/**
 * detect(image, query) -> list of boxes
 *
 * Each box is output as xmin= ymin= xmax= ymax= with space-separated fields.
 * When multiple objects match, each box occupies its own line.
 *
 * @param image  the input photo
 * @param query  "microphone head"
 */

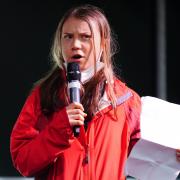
xmin=67 ymin=62 xmax=81 ymax=82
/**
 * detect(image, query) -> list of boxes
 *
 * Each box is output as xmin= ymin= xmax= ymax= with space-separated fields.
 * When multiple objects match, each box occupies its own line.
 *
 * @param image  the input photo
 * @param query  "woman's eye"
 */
xmin=63 ymin=34 xmax=72 ymax=39
xmin=82 ymin=35 xmax=91 ymax=40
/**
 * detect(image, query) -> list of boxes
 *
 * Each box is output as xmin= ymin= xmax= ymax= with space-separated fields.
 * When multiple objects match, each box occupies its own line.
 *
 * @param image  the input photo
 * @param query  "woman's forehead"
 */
xmin=62 ymin=17 xmax=89 ymax=32
xmin=62 ymin=17 xmax=100 ymax=34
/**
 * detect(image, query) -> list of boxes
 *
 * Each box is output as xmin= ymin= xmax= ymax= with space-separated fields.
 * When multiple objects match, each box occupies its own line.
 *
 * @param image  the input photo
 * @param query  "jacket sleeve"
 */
xmin=10 ymin=87 xmax=74 ymax=177
xmin=126 ymin=89 xmax=141 ymax=155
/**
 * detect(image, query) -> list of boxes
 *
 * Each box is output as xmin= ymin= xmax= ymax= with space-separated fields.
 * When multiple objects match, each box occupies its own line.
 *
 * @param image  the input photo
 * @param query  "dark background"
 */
xmin=0 ymin=0 xmax=179 ymax=176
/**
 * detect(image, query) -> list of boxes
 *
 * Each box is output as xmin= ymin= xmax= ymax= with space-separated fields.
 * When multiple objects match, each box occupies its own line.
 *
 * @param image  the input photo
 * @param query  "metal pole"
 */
xmin=156 ymin=0 xmax=167 ymax=100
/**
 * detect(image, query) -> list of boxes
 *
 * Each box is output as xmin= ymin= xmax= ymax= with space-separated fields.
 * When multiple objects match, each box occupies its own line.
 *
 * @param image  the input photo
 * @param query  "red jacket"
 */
xmin=10 ymin=79 xmax=141 ymax=180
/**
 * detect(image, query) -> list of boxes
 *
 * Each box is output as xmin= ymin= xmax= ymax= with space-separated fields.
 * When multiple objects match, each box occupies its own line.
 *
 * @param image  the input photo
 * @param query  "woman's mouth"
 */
xmin=70 ymin=54 xmax=83 ymax=62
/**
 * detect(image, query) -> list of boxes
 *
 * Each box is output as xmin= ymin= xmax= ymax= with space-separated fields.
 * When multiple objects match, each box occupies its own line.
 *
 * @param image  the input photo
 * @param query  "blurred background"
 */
xmin=0 ymin=0 xmax=179 ymax=178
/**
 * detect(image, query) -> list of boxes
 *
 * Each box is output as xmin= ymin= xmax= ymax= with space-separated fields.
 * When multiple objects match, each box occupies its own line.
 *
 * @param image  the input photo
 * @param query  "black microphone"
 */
xmin=67 ymin=62 xmax=81 ymax=137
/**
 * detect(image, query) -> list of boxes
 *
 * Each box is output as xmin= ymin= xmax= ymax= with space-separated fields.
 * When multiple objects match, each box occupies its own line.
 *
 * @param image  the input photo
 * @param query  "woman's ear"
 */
xmin=97 ymin=49 xmax=103 ymax=62
xmin=100 ymin=41 xmax=104 ymax=56
xmin=101 ymin=39 xmax=105 ymax=50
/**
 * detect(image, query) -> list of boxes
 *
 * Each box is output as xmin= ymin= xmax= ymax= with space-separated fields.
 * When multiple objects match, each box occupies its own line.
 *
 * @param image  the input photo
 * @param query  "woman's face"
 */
xmin=61 ymin=17 xmax=102 ymax=71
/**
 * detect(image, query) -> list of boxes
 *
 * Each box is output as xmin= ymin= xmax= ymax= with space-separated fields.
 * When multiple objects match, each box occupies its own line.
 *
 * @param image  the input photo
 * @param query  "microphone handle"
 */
xmin=69 ymin=86 xmax=81 ymax=137
xmin=69 ymin=87 xmax=80 ymax=103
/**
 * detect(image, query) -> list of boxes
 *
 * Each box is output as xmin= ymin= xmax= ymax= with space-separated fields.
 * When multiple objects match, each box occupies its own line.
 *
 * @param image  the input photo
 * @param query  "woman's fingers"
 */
xmin=66 ymin=102 xmax=84 ymax=111
xmin=69 ymin=113 xmax=85 ymax=121
xmin=67 ymin=109 xmax=87 ymax=117
xmin=66 ymin=102 xmax=87 ymax=127
xmin=70 ymin=119 xmax=84 ymax=126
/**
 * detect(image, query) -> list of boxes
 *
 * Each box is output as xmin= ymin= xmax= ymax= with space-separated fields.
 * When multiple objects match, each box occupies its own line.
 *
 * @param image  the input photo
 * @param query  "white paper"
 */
xmin=141 ymin=96 xmax=180 ymax=149
xmin=126 ymin=96 xmax=180 ymax=180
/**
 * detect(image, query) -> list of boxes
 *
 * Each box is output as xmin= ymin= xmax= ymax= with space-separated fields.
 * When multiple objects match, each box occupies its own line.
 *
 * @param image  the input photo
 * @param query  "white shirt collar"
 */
xmin=63 ymin=62 xmax=104 ymax=84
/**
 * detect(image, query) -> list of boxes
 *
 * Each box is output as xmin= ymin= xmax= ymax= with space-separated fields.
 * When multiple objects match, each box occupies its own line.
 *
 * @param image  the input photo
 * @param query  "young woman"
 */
xmin=10 ymin=4 xmax=141 ymax=180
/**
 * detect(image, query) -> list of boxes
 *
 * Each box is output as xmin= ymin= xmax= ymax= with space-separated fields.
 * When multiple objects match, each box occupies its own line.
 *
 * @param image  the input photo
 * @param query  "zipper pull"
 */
xmin=83 ymin=152 xmax=89 ymax=164
xmin=83 ymin=144 xmax=89 ymax=164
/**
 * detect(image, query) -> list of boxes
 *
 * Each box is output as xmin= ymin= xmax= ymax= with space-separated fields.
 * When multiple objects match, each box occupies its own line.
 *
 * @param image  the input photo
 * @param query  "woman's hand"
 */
xmin=176 ymin=149 xmax=180 ymax=162
xmin=66 ymin=102 xmax=87 ymax=127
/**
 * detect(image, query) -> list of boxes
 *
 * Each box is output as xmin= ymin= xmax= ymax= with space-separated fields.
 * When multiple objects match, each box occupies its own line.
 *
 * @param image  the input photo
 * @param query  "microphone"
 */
xmin=67 ymin=62 xmax=81 ymax=136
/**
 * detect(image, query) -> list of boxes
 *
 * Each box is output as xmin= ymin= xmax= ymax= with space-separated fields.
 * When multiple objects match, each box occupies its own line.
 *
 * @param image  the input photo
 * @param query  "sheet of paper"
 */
xmin=126 ymin=96 xmax=180 ymax=180
xmin=126 ymin=139 xmax=180 ymax=180
xmin=141 ymin=96 xmax=180 ymax=149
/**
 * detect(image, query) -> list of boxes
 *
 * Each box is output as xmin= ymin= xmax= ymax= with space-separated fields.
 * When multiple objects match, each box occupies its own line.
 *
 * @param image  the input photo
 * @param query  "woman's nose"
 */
xmin=72 ymin=38 xmax=81 ymax=50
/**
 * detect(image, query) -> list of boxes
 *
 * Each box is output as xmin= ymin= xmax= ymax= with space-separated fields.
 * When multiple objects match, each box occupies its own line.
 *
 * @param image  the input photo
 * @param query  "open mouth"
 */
xmin=72 ymin=54 xmax=83 ymax=59
xmin=70 ymin=54 xmax=83 ymax=62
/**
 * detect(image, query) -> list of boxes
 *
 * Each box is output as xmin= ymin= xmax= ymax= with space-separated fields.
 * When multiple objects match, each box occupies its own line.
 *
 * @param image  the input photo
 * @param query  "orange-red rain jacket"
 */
xmin=10 ymin=78 xmax=141 ymax=180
